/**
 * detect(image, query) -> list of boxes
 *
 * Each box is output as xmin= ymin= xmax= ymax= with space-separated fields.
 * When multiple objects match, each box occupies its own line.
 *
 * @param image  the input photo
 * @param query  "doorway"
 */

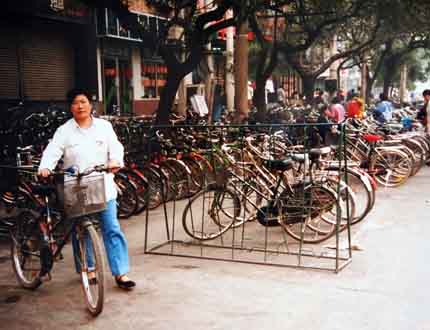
xmin=103 ymin=56 xmax=132 ymax=115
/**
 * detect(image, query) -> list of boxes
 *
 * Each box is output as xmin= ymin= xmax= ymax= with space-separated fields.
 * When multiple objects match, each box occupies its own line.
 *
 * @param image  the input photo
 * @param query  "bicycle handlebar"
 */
xmin=45 ymin=164 xmax=119 ymax=178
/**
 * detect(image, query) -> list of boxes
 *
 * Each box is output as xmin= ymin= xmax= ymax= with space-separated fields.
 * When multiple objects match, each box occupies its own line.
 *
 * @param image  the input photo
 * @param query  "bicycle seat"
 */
xmin=363 ymin=134 xmax=382 ymax=143
xmin=32 ymin=185 xmax=56 ymax=196
xmin=265 ymin=159 xmax=294 ymax=171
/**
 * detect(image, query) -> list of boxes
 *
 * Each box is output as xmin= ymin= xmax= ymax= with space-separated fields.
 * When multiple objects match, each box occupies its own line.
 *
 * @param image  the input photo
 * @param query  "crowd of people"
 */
xmin=209 ymin=79 xmax=430 ymax=139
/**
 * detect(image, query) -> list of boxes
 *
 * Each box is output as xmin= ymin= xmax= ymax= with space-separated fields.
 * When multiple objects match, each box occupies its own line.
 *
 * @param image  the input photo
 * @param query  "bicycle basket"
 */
xmin=56 ymin=173 xmax=107 ymax=219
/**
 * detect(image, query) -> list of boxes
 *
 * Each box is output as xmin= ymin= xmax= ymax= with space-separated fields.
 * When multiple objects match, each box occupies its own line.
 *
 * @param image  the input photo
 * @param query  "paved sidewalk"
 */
xmin=0 ymin=168 xmax=430 ymax=330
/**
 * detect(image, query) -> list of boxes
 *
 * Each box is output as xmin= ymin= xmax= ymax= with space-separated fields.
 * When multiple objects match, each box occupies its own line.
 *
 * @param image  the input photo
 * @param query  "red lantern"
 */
xmin=104 ymin=68 xmax=116 ymax=77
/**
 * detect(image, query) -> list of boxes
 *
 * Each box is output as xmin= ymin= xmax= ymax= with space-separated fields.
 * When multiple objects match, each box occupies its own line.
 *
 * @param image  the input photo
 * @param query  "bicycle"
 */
xmin=8 ymin=164 xmax=111 ymax=316
xmin=182 ymin=147 xmax=343 ymax=244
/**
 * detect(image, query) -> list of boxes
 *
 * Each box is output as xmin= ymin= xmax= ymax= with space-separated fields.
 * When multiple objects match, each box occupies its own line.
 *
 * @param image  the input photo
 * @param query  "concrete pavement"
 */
xmin=0 ymin=167 xmax=430 ymax=330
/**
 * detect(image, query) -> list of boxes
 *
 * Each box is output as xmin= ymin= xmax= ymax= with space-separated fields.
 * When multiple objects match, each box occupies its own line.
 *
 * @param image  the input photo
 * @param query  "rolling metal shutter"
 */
xmin=21 ymin=29 xmax=75 ymax=101
xmin=0 ymin=27 xmax=20 ymax=99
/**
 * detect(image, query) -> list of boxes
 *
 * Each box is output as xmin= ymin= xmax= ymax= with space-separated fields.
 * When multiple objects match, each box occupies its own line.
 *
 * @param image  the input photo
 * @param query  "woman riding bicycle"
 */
xmin=38 ymin=88 xmax=136 ymax=290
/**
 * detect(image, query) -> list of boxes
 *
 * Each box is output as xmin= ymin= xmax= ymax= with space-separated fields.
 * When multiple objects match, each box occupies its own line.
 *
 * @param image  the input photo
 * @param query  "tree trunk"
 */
xmin=365 ymin=68 xmax=373 ymax=103
xmin=254 ymin=77 xmax=267 ymax=122
xmin=155 ymin=74 xmax=183 ymax=125
xmin=383 ymin=72 xmax=395 ymax=97
xmin=360 ymin=63 xmax=367 ymax=104
xmin=253 ymin=45 xmax=270 ymax=122
xmin=234 ymin=20 xmax=249 ymax=123
xmin=302 ymin=75 xmax=316 ymax=104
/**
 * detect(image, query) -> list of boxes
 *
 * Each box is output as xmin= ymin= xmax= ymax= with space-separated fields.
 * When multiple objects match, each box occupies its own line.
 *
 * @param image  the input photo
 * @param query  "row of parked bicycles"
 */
xmin=0 ymin=101 xmax=428 ymax=316
xmin=1 ymin=104 xmax=428 ymax=238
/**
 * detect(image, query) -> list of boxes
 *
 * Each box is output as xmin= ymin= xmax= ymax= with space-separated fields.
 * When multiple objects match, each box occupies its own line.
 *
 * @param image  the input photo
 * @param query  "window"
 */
xmin=141 ymin=63 xmax=167 ymax=99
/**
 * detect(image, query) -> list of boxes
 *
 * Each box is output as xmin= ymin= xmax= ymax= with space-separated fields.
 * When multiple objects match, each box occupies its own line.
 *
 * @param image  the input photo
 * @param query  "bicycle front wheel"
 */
xmin=372 ymin=149 xmax=412 ymax=187
xmin=75 ymin=222 xmax=105 ymax=316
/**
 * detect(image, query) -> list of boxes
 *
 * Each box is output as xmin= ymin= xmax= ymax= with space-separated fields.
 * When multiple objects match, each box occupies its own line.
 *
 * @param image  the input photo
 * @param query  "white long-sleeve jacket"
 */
xmin=39 ymin=117 xmax=124 ymax=201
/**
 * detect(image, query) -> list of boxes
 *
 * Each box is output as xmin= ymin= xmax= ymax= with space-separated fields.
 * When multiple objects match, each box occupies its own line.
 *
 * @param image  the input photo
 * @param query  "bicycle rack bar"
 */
xmin=143 ymin=123 xmax=353 ymax=273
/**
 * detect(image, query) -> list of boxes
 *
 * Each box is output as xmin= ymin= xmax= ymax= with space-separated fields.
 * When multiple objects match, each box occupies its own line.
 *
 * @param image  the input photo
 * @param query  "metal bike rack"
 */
xmin=143 ymin=123 xmax=353 ymax=273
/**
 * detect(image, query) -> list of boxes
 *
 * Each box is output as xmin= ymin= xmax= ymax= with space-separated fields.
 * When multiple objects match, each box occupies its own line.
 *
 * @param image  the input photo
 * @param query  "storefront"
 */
xmin=0 ymin=1 xmax=95 ymax=107
xmin=96 ymin=8 xmax=168 ymax=116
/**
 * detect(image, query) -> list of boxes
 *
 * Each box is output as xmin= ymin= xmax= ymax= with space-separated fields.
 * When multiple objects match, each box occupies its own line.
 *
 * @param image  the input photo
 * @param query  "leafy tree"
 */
xmin=357 ymin=0 xmax=430 ymax=99
xmin=82 ymin=0 xmax=239 ymax=124
xmin=247 ymin=0 xmax=378 ymax=115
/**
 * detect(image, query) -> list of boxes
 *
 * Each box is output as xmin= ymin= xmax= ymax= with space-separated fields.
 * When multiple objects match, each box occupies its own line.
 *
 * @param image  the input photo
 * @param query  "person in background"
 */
xmin=346 ymin=89 xmax=355 ymax=101
xmin=265 ymin=77 xmax=274 ymax=104
xmin=313 ymin=89 xmax=324 ymax=106
xmin=247 ymin=81 xmax=254 ymax=108
xmin=38 ymin=88 xmax=136 ymax=290
xmin=417 ymin=89 xmax=430 ymax=134
xmin=316 ymin=103 xmax=330 ymax=145
xmin=212 ymin=84 xmax=226 ymax=122
xmin=325 ymin=97 xmax=345 ymax=123
xmin=291 ymin=91 xmax=302 ymax=106
xmin=277 ymin=85 xmax=287 ymax=106
xmin=346 ymin=93 xmax=365 ymax=119
xmin=336 ymin=89 xmax=346 ymax=104
xmin=374 ymin=93 xmax=393 ymax=124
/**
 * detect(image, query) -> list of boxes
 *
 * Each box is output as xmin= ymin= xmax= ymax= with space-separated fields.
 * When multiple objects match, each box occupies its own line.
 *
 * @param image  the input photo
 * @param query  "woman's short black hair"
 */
xmin=422 ymin=89 xmax=430 ymax=97
xmin=66 ymin=88 xmax=92 ymax=104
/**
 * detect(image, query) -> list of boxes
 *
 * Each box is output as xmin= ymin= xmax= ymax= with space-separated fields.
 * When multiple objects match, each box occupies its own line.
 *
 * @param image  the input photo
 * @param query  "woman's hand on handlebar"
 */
xmin=38 ymin=168 xmax=51 ymax=178
xmin=107 ymin=160 xmax=121 ymax=173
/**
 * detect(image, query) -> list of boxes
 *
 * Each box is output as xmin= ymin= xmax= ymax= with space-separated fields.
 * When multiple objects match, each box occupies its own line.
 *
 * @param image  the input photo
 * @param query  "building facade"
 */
xmin=1 ymin=0 xmax=96 ymax=111
xmin=0 ymin=0 xmax=168 ymax=116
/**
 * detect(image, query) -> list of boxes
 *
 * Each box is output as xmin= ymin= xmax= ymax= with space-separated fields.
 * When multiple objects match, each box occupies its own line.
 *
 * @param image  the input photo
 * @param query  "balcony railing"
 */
xmin=96 ymin=8 xmax=167 ymax=42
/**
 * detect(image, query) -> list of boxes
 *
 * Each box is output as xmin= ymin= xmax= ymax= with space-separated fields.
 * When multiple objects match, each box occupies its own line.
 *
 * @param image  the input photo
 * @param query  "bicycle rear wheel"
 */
xmin=75 ymin=222 xmax=105 ymax=316
xmin=114 ymin=173 xmax=139 ymax=219
xmin=279 ymin=185 xmax=339 ymax=244
xmin=10 ymin=211 xmax=42 ymax=290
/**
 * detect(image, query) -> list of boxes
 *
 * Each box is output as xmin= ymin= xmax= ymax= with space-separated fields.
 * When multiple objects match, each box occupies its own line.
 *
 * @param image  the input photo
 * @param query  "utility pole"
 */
xmin=225 ymin=9 xmax=235 ymax=113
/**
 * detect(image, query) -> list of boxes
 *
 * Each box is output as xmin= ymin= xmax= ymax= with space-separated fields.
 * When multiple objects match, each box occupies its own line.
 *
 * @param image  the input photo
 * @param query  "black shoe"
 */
xmin=88 ymin=277 xmax=98 ymax=285
xmin=115 ymin=276 xmax=136 ymax=290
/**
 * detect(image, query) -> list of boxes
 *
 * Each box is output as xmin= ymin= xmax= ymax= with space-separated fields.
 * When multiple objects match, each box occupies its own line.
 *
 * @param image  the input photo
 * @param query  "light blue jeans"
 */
xmin=72 ymin=199 xmax=130 ymax=276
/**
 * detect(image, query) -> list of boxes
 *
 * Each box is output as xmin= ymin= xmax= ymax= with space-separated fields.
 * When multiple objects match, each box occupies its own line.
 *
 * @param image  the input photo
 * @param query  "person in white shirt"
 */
xmin=247 ymin=81 xmax=254 ymax=108
xmin=265 ymin=77 xmax=274 ymax=104
xmin=277 ymin=86 xmax=286 ymax=106
xmin=39 ymin=88 xmax=135 ymax=290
